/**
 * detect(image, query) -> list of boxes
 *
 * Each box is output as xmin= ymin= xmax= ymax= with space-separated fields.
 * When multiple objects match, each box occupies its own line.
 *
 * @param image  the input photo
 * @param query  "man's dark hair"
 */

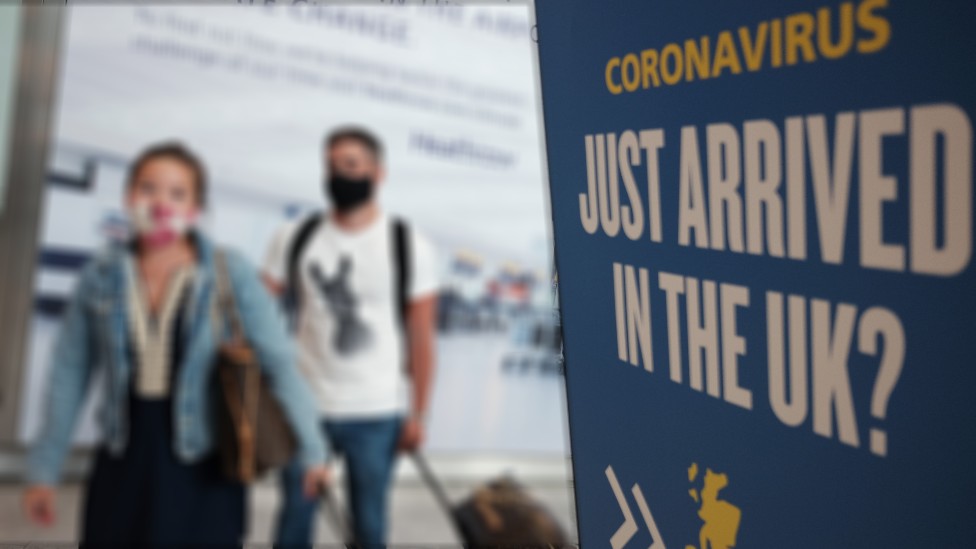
xmin=126 ymin=141 xmax=209 ymax=209
xmin=325 ymin=126 xmax=384 ymax=163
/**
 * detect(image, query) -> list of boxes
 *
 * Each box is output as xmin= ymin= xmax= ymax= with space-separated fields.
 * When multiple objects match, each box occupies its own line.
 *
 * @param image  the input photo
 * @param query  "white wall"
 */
xmin=0 ymin=4 xmax=22 ymax=213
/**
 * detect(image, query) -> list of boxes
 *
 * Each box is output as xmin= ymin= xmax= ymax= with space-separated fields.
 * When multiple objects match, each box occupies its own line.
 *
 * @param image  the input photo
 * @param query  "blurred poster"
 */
xmin=21 ymin=3 xmax=567 ymax=454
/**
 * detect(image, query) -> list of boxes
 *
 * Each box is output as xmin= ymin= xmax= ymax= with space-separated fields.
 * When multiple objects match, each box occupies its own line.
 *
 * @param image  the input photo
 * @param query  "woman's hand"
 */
xmin=22 ymin=485 xmax=56 ymax=527
xmin=302 ymin=464 xmax=333 ymax=499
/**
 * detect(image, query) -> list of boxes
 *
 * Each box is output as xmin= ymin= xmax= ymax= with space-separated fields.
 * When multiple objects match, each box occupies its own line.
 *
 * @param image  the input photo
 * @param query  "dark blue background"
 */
xmin=535 ymin=0 xmax=976 ymax=546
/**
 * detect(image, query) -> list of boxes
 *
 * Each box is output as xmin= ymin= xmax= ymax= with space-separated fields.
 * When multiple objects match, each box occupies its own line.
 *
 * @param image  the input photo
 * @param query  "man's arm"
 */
xmin=400 ymin=293 xmax=437 ymax=451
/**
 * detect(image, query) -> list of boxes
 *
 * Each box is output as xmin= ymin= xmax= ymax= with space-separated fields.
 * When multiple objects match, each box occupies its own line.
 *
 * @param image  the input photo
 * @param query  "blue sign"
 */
xmin=535 ymin=0 xmax=976 ymax=547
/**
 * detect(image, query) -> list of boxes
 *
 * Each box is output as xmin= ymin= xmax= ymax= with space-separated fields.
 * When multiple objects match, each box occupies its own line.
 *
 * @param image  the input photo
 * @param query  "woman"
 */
xmin=21 ymin=142 xmax=331 ymax=547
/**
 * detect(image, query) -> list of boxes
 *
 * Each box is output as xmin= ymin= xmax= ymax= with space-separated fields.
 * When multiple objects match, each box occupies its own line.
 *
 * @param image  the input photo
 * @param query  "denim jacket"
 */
xmin=27 ymin=232 xmax=327 ymax=485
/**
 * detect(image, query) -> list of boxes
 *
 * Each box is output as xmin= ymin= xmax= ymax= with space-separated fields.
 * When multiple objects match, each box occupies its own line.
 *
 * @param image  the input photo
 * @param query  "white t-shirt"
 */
xmin=262 ymin=213 xmax=438 ymax=418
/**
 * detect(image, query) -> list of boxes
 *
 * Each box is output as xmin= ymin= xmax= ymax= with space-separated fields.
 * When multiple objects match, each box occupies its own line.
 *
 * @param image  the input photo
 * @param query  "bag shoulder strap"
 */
xmin=285 ymin=212 xmax=325 ymax=322
xmin=213 ymin=250 xmax=245 ymax=341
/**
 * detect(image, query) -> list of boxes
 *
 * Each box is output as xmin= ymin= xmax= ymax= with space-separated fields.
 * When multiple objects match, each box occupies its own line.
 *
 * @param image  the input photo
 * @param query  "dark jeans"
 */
xmin=274 ymin=416 xmax=402 ymax=549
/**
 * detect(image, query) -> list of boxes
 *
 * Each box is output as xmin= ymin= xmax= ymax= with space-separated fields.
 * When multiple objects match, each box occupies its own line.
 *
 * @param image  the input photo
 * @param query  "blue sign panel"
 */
xmin=534 ymin=1 xmax=976 ymax=546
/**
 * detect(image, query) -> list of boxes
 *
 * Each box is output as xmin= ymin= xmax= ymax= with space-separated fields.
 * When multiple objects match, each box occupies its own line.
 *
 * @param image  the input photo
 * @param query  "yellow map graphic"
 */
xmin=685 ymin=463 xmax=742 ymax=549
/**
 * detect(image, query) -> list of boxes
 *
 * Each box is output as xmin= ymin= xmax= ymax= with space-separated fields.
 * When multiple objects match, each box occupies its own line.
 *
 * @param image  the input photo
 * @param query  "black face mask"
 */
xmin=326 ymin=174 xmax=373 ymax=212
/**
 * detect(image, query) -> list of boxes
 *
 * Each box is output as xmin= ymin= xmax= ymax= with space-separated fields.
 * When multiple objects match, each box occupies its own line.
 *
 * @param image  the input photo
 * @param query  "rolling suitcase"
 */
xmin=318 ymin=453 xmax=573 ymax=548
xmin=410 ymin=453 xmax=572 ymax=549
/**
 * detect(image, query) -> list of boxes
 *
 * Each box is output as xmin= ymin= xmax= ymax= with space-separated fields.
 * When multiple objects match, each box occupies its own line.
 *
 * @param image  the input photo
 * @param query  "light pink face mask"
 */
xmin=129 ymin=201 xmax=197 ymax=247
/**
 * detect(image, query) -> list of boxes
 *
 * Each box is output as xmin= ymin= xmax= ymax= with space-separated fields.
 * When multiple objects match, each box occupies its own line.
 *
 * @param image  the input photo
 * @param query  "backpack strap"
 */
xmin=392 ymin=217 xmax=411 ymax=332
xmin=284 ymin=212 xmax=324 ymax=328
xmin=392 ymin=218 xmax=412 ymax=377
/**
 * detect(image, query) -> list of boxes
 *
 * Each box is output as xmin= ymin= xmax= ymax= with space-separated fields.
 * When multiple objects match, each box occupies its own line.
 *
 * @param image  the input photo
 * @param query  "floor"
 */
xmin=0 ymin=468 xmax=578 ymax=547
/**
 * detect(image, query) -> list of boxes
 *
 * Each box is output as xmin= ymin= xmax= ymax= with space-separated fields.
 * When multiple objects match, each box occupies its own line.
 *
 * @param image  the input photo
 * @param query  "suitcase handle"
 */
xmin=319 ymin=453 xmax=465 ymax=545
xmin=318 ymin=455 xmax=355 ymax=546
xmin=410 ymin=452 xmax=471 ymax=542
xmin=410 ymin=452 xmax=455 ymax=516
xmin=320 ymin=484 xmax=355 ymax=547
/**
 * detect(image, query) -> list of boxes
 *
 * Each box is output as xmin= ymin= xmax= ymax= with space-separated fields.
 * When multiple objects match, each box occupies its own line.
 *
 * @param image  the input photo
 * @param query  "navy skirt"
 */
xmin=81 ymin=304 xmax=245 ymax=548
xmin=81 ymin=393 xmax=246 ymax=548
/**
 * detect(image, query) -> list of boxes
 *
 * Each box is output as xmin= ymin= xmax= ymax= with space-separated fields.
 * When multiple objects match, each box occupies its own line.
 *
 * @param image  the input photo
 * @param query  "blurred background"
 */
xmin=0 ymin=1 xmax=575 ymax=545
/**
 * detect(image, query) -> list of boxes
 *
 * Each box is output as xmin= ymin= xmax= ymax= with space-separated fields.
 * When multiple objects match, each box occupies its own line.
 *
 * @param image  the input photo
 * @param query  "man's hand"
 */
xmin=398 ymin=416 xmax=425 ymax=453
xmin=302 ymin=464 xmax=333 ymax=499
xmin=22 ymin=485 xmax=56 ymax=527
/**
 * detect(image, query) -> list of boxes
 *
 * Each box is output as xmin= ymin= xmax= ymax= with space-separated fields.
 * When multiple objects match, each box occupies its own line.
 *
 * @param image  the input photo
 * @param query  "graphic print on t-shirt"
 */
xmin=309 ymin=257 xmax=373 ymax=355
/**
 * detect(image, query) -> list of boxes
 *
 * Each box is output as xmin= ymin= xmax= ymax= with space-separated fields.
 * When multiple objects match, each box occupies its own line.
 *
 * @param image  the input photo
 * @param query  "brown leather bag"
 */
xmin=212 ymin=251 xmax=296 ymax=483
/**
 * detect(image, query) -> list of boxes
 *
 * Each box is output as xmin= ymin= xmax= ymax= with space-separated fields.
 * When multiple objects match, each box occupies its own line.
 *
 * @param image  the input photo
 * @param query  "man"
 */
xmin=263 ymin=127 xmax=438 ymax=548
